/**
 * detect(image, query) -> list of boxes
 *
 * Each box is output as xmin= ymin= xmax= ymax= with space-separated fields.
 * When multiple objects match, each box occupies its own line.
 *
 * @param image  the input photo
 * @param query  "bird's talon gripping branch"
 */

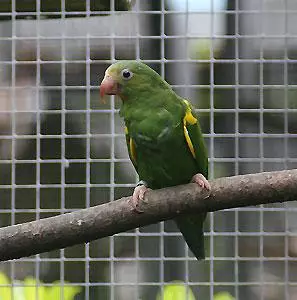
xmin=191 ymin=173 xmax=211 ymax=191
xmin=130 ymin=184 xmax=151 ymax=213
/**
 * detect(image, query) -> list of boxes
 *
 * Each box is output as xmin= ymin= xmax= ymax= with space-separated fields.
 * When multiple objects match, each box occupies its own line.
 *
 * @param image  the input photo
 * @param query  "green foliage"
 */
xmin=214 ymin=292 xmax=235 ymax=300
xmin=156 ymin=281 xmax=235 ymax=300
xmin=190 ymin=39 xmax=222 ymax=63
xmin=156 ymin=282 xmax=196 ymax=300
xmin=0 ymin=272 xmax=81 ymax=300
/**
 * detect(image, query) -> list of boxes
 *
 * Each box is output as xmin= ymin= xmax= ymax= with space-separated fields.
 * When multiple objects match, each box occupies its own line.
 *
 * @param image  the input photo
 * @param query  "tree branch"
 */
xmin=0 ymin=169 xmax=297 ymax=261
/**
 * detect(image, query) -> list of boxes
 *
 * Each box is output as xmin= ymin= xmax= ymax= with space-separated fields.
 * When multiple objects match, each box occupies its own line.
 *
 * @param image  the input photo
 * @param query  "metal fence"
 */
xmin=0 ymin=0 xmax=296 ymax=299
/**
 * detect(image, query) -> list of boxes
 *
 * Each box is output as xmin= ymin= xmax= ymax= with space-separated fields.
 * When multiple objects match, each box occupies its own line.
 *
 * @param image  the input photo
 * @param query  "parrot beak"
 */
xmin=100 ymin=73 xmax=119 ymax=101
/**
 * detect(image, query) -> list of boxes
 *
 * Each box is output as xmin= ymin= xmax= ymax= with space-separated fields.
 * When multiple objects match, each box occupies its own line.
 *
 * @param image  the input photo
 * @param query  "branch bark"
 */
xmin=0 ymin=169 xmax=297 ymax=261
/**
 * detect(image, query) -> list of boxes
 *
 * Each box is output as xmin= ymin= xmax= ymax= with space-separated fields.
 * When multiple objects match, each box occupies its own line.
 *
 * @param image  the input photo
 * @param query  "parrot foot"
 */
xmin=191 ymin=173 xmax=211 ymax=191
xmin=129 ymin=181 xmax=151 ymax=213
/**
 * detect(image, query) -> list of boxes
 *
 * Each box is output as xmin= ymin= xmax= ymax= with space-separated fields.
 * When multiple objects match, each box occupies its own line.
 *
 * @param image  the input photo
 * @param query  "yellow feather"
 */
xmin=183 ymin=100 xmax=197 ymax=158
xmin=183 ymin=125 xmax=196 ymax=159
xmin=129 ymin=138 xmax=137 ymax=165
xmin=183 ymin=99 xmax=197 ymax=125
xmin=125 ymin=126 xmax=137 ymax=165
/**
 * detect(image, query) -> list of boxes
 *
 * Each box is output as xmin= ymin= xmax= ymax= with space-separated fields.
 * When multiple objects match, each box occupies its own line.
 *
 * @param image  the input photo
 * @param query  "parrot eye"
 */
xmin=121 ymin=69 xmax=133 ymax=80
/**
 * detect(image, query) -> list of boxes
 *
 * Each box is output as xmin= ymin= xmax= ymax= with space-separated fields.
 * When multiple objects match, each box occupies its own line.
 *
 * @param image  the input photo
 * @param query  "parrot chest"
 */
xmin=123 ymin=100 xmax=203 ymax=189
xmin=130 ymin=122 xmax=198 ymax=189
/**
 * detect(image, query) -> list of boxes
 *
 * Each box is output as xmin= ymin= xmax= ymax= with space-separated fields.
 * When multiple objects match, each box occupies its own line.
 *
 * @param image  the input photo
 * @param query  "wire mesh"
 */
xmin=0 ymin=0 xmax=295 ymax=299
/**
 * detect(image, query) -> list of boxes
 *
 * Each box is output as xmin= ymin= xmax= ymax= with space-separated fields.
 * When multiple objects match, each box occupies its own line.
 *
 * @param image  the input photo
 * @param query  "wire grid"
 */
xmin=0 ymin=0 xmax=296 ymax=299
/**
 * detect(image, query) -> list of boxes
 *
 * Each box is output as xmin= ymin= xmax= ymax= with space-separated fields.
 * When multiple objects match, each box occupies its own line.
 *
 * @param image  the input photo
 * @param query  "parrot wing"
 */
xmin=182 ymin=99 xmax=208 ymax=178
xmin=124 ymin=126 xmax=138 ymax=172
xmin=174 ymin=99 xmax=208 ymax=259
xmin=125 ymin=99 xmax=208 ymax=260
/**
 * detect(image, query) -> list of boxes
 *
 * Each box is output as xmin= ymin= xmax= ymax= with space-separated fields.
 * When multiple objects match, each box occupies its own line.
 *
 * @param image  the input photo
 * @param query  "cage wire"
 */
xmin=0 ymin=0 xmax=296 ymax=299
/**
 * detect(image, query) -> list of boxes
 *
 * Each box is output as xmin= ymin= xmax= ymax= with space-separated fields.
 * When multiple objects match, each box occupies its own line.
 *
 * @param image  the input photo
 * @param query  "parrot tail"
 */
xmin=174 ymin=213 xmax=206 ymax=260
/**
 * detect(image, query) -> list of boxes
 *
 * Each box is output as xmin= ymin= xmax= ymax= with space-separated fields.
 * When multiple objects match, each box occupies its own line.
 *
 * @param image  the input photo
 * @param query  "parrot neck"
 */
xmin=119 ymin=89 xmax=183 ymax=124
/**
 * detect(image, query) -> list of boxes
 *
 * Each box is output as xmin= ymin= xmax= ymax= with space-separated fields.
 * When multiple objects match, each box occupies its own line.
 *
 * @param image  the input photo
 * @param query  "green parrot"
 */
xmin=100 ymin=61 xmax=210 ymax=259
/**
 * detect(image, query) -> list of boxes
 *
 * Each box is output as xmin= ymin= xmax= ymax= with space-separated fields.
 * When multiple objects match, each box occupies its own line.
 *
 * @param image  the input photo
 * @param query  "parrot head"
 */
xmin=100 ymin=60 xmax=170 ymax=100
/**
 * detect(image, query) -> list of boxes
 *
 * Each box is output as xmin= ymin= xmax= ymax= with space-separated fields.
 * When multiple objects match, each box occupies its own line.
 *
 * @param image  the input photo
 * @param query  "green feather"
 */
xmin=106 ymin=60 xmax=209 ymax=260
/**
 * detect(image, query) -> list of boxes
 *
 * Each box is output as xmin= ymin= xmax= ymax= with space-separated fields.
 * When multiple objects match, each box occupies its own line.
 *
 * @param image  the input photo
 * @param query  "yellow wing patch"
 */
xmin=125 ymin=126 xmax=137 ymax=165
xmin=183 ymin=125 xmax=196 ymax=159
xmin=183 ymin=100 xmax=197 ymax=125
xmin=183 ymin=100 xmax=197 ymax=159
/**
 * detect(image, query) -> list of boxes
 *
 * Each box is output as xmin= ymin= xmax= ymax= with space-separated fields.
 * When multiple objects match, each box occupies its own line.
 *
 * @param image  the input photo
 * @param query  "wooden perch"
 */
xmin=0 ymin=169 xmax=297 ymax=262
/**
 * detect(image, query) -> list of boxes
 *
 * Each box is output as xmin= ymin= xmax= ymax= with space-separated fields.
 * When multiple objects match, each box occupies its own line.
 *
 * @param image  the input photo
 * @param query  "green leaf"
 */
xmin=0 ymin=272 xmax=12 ymax=300
xmin=47 ymin=281 xmax=81 ymax=300
xmin=0 ymin=272 xmax=81 ymax=300
xmin=214 ymin=292 xmax=235 ymax=300
xmin=23 ymin=277 xmax=47 ymax=300
xmin=156 ymin=281 xmax=196 ymax=300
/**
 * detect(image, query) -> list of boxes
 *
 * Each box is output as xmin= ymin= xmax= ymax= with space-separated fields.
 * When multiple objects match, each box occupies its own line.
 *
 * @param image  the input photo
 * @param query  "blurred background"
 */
xmin=0 ymin=0 xmax=296 ymax=299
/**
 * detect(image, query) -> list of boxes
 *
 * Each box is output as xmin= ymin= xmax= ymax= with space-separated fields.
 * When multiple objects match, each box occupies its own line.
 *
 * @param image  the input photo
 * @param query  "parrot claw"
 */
xmin=191 ymin=173 xmax=211 ymax=191
xmin=129 ymin=184 xmax=151 ymax=213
